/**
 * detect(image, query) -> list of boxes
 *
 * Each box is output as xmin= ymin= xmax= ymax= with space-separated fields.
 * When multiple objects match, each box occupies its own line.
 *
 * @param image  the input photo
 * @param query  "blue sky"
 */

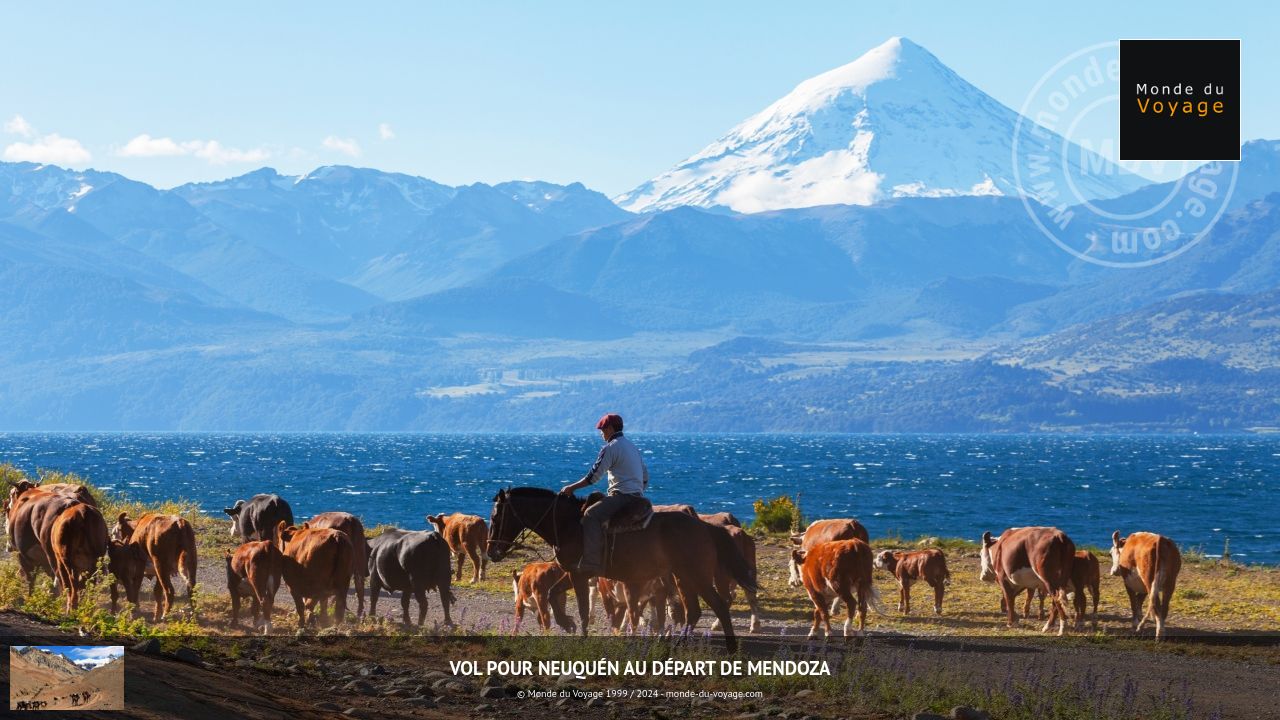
xmin=2 ymin=1 xmax=1275 ymax=193
xmin=12 ymin=646 xmax=124 ymax=668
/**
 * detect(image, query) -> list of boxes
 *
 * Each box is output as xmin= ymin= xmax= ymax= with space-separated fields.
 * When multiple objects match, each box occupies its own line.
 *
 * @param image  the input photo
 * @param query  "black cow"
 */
xmin=367 ymin=528 xmax=454 ymax=626
xmin=223 ymin=494 xmax=293 ymax=542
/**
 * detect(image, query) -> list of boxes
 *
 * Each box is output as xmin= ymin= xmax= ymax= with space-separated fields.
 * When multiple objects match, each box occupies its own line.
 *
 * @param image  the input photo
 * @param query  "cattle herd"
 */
xmin=2 ymin=480 xmax=1185 ymax=642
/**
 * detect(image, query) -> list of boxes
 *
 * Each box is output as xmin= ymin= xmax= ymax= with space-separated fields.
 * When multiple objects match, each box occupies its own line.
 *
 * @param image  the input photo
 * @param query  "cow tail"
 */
xmin=942 ymin=563 xmax=952 ymax=587
xmin=177 ymin=518 xmax=198 ymax=591
xmin=711 ymin=525 xmax=757 ymax=594
xmin=865 ymin=582 xmax=887 ymax=616
xmin=1147 ymin=537 xmax=1164 ymax=624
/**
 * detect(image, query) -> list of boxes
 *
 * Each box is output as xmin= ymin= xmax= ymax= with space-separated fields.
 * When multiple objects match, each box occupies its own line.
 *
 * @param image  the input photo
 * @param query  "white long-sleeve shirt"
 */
xmin=581 ymin=433 xmax=649 ymax=495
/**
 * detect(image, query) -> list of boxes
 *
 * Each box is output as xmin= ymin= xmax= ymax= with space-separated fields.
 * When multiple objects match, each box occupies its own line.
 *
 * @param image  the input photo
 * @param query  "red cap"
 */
xmin=595 ymin=413 xmax=623 ymax=432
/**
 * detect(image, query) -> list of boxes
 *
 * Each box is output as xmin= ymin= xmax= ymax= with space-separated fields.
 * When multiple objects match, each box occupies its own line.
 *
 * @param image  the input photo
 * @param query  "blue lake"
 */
xmin=1 ymin=433 xmax=1275 ymax=563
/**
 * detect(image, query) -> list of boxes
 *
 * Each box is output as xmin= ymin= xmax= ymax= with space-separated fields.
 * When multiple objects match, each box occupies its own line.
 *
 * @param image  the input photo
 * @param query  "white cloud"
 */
xmin=4 ymin=114 xmax=34 ymax=137
xmin=3 ymin=133 xmax=92 ymax=166
xmin=119 ymin=134 xmax=187 ymax=157
xmin=68 ymin=646 xmax=123 ymax=669
xmin=117 ymin=134 xmax=270 ymax=165
xmin=378 ymin=123 xmax=395 ymax=141
xmin=322 ymin=135 xmax=361 ymax=157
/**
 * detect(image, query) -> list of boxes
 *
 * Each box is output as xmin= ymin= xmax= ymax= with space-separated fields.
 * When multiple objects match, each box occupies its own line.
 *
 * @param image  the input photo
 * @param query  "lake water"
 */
xmin=1 ymin=433 xmax=1276 ymax=563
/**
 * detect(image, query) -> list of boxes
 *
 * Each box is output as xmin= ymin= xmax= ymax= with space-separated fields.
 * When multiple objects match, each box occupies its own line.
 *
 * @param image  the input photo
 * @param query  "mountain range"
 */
xmin=1 ymin=37 xmax=1279 ymax=431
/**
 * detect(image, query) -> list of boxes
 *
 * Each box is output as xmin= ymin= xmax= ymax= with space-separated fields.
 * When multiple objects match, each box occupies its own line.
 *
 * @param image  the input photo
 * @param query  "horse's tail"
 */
xmin=710 ymin=525 xmax=757 ymax=594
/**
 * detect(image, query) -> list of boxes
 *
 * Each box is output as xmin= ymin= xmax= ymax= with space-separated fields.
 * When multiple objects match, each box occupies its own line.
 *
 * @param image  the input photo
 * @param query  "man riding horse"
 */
xmin=559 ymin=413 xmax=650 ymax=576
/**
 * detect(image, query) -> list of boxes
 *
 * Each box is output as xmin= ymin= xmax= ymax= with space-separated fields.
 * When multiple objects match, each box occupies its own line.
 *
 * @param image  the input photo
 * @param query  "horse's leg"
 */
xmin=695 ymin=578 xmax=737 ymax=652
xmin=571 ymin=572 xmax=591 ymax=636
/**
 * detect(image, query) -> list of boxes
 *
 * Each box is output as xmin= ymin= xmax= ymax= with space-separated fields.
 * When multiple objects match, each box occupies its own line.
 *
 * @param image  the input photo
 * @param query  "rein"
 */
xmin=493 ymin=491 xmax=570 ymax=564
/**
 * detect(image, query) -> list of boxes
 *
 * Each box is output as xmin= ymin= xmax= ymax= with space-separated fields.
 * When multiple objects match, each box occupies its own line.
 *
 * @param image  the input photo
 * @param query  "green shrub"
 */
xmin=750 ymin=494 xmax=802 ymax=534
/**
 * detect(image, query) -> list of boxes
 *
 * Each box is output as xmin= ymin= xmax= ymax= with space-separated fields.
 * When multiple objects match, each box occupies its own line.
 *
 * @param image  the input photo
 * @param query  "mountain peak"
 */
xmin=616 ymin=38 xmax=1146 ymax=214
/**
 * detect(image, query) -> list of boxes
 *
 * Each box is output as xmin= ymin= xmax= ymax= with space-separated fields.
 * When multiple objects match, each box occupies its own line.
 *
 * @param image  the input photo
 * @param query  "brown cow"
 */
xmin=1110 ymin=530 xmax=1182 ymax=640
xmin=6 ymin=490 xmax=83 ymax=594
xmin=1004 ymin=550 xmax=1101 ymax=632
xmin=979 ymin=527 xmax=1075 ymax=635
xmin=873 ymin=548 xmax=951 ymax=615
xmin=512 ymin=561 xmax=576 ymax=632
xmin=698 ymin=512 xmax=742 ymax=528
xmin=49 ymin=503 xmax=109 ymax=612
xmin=307 ymin=511 xmax=369 ymax=618
xmin=112 ymin=513 xmax=198 ymax=621
xmin=792 ymin=539 xmax=881 ymax=639
xmin=708 ymin=524 xmax=761 ymax=633
xmin=226 ymin=540 xmax=283 ymax=634
xmin=5 ymin=480 xmax=97 ymax=513
xmin=789 ymin=519 xmax=869 ymax=587
xmin=592 ymin=575 xmax=671 ymax=634
xmin=277 ymin=520 xmax=353 ymax=627
xmin=107 ymin=539 xmax=146 ymax=613
xmin=427 ymin=512 xmax=487 ymax=583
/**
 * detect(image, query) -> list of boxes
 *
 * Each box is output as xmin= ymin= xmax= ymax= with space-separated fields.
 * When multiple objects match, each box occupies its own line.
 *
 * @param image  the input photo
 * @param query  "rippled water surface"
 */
xmin=1 ymin=433 xmax=1275 ymax=562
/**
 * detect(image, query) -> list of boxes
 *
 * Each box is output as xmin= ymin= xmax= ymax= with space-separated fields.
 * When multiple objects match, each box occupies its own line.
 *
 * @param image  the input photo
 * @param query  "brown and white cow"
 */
xmin=512 ymin=561 xmax=576 ymax=633
xmin=49 ymin=503 xmax=109 ymax=612
xmin=1006 ymin=550 xmax=1101 ymax=631
xmin=792 ymin=539 xmax=881 ymax=639
xmin=427 ymin=512 xmax=488 ymax=583
xmin=276 ymin=520 xmax=353 ymax=628
xmin=226 ymin=540 xmax=284 ymax=634
xmin=1110 ymin=530 xmax=1182 ymax=640
xmin=789 ymin=519 xmax=869 ymax=587
xmin=979 ymin=526 xmax=1075 ymax=635
xmin=873 ymin=548 xmax=950 ymax=615
xmin=112 ymin=513 xmax=198 ymax=621
xmin=307 ymin=511 xmax=369 ymax=618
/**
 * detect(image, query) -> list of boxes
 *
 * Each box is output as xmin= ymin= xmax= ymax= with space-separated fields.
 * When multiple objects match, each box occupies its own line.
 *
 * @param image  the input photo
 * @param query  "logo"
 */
xmin=1012 ymin=42 xmax=1239 ymax=268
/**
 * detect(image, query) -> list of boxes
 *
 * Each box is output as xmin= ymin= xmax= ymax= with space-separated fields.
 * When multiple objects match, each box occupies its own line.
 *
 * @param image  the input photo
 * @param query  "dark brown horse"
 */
xmin=485 ymin=487 xmax=756 ymax=652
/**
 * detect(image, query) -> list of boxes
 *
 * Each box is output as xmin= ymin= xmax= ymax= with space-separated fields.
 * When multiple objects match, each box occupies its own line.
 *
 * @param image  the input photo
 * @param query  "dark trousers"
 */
xmin=581 ymin=492 xmax=648 ymax=568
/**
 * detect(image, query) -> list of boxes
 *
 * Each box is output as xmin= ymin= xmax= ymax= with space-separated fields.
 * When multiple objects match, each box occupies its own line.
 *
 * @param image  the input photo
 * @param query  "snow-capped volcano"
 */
xmin=616 ymin=37 xmax=1147 ymax=213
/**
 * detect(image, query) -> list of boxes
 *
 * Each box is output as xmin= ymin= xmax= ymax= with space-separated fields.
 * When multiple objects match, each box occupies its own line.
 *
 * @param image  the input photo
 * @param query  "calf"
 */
xmin=512 ymin=561 xmax=576 ymax=632
xmin=873 ymin=548 xmax=950 ymax=615
xmin=107 ymin=540 xmax=146 ymax=613
xmin=307 ymin=511 xmax=369 ymax=618
xmin=792 ymin=539 xmax=880 ymax=639
xmin=591 ymin=575 xmax=671 ymax=634
xmin=277 ymin=520 xmax=353 ymax=627
xmin=112 ymin=513 xmax=198 ymax=621
xmin=367 ymin=527 xmax=454 ymax=626
xmin=979 ymin=526 xmax=1075 ymax=635
xmin=789 ymin=518 xmax=869 ymax=587
xmin=224 ymin=494 xmax=293 ymax=541
xmin=427 ymin=512 xmax=487 ymax=583
xmin=1110 ymin=530 xmax=1182 ymax=640
xmin=226 ymin=540 xmax=283 ymax=634
xmin=49 ymin=503 xmax=109 ymax=612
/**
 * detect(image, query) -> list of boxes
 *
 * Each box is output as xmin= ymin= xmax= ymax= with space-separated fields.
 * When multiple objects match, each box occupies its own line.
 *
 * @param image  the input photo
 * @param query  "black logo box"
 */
xmin=1120 ymin=39 xmax=1240 ymax=161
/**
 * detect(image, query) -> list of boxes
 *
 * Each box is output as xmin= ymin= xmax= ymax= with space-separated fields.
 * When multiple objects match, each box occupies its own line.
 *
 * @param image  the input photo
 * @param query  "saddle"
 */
xmin=583 ymin=492 xmax=654 ymax=534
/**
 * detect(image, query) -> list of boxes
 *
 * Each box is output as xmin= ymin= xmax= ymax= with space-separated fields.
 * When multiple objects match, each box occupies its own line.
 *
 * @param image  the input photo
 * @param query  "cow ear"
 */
xmin=982 ymin=531 xmax=993 ymax=547
xmin=789 ymin=535 xmax=803 ymax=545
xmin=117 ymin=512 xmax=129 ymax=524
xmin=301 ymin=521 xmax=310 ymax=530
xmin=1112 ymin=530 xmax=1122 ymax=547
xmin=222 ymin=507 xmax=237 ymax=516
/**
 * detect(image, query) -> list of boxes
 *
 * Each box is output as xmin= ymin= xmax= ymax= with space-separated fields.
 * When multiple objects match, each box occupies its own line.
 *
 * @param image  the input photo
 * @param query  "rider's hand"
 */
xmin=559 ymin=484 xmax=577 ymax=495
